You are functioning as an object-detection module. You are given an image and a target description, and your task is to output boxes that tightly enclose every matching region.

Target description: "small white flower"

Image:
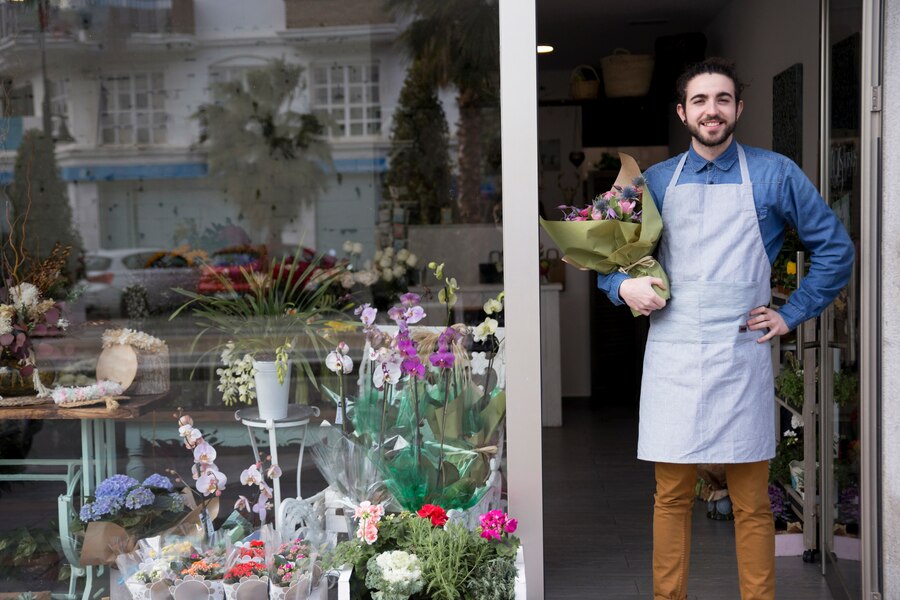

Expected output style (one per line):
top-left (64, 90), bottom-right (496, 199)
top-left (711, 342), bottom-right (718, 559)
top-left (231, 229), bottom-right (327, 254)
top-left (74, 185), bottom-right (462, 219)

top-left (483, 298), bottom-right (503, 315)
top-left (396, 248), bottom-right (410, 262)
top-left (473, 318), bottom-right (498, 343)
top-left (382, 269), bottom-right (394, 282)
top-left (342, 240), bottom-right (354, 253)
top-left (9, 283), bottom-right (40, 310)
top-left (392, 264), bottom-right (406, 278)
top-left (470, 351), bottom-right (489, 375)
top-left (783, 429), bottom-right (797, 438)
top-left (791, 414), bottom-right (803, 429)
top-left (406, 253), bottom-right (418, 268)
top-left (352, 242), bottom-right (364, 255)
top-left (56, 317), bottom-right (70, 330)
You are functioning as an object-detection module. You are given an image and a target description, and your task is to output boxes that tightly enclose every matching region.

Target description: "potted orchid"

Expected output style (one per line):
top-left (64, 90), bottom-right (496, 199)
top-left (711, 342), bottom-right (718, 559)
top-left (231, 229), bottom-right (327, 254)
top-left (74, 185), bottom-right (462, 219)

top-left (172, 247), bottom-right (344, 420)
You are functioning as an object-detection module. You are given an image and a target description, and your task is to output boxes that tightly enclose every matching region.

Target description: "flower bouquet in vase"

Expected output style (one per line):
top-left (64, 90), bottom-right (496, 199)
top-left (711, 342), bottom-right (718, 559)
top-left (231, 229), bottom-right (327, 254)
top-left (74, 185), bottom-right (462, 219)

top-left (222, 540), bottom-right (268, 600)
top-left (320, 272), bottom-right (507, 514)
top-left (540, 153), bottom-right (670, 316)
top-left (268, 537), bottom-right (326, 600)
top-left (172, 248), bottom-right (344, 420)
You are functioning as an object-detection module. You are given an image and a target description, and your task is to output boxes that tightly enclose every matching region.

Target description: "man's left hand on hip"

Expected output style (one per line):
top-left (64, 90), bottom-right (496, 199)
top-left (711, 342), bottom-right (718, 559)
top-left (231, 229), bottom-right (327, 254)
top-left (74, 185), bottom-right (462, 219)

top-left (747, 306), bottom-right (789, 343)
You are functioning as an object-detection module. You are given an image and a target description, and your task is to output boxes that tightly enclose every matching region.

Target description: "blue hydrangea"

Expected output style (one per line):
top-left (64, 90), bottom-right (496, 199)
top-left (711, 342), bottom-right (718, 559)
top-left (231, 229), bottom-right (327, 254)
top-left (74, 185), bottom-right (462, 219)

top-left (142, 473), bottom-right (174, 491)
top-left (79, 502), bottom-right (95, 522)
top-left (124, 486), bottom-right (155, 510)
top-left (91, 495), bottom-right (124, 519)
top-left (166, 492), bottom-right (185, 512)
top-left (95, 474), bottom-right (139, 501)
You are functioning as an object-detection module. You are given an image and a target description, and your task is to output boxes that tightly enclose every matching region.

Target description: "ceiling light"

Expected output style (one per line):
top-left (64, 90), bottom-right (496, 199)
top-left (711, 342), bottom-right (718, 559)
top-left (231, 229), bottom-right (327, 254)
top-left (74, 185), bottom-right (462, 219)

top-left (537, 45), bottom-right (554, 54)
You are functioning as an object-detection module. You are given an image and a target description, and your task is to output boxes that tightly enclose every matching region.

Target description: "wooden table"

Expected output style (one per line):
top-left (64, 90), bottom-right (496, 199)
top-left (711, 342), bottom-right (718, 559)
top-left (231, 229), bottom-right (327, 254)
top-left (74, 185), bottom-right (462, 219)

top-left (0, 392), bottom-right (171, 600)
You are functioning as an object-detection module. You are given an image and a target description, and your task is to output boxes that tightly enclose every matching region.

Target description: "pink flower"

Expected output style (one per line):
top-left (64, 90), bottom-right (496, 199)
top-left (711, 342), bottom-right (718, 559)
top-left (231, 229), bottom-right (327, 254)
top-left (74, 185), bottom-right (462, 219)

top-left (193, 442), bottom-right (217, 466)
top-left (359, 520), bottom-right (379, 545)
top-left (619, 200), bottom-right (636, 214)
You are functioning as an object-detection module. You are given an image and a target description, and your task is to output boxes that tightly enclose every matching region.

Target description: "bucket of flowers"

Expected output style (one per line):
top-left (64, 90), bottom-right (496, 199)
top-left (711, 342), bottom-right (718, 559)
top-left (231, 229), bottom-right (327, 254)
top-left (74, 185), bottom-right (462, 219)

top-left (222, 540), bottom-right (268, 600)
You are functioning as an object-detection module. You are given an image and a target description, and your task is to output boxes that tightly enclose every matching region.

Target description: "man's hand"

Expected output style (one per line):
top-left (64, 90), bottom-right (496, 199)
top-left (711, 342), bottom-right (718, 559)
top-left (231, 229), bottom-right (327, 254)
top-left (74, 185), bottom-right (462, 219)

top-left (619, 277), bottom-right (667, 316)
top-left (748, 306), bottom-right (789, 343)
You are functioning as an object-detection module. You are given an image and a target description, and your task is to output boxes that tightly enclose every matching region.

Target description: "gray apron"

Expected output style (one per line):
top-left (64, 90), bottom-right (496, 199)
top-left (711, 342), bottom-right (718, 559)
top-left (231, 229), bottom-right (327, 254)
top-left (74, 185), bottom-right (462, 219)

top-left (637, 144), bottom-right (775, 464)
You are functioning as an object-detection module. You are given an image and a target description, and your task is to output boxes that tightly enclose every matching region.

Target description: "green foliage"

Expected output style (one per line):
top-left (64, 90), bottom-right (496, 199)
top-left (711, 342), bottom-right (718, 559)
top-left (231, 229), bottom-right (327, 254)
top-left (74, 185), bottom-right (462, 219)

top-left (465, 557), bottom-right (517, 600)
top-left (171, 248), bottom-right (345, 388)
top-left (6, 129), bottom-right (83, 289)
top-left (769, 434), bottom-right (803, 486)
top-left (193, 60), bottom-right (332, 245)
top-left (0, 522), bottom-right (64, 581)
top-left (775, 353), bottom-right (805, 409)
top-left (833, 369), bottom-right (859, 408)
top-left (383, 60), bottom-right (452, 225)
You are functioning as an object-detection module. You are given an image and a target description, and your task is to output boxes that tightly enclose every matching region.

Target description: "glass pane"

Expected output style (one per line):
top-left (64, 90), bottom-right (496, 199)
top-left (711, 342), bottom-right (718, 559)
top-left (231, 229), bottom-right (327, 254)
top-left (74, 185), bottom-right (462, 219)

top-left (0, 3), bottom-right (503, 596)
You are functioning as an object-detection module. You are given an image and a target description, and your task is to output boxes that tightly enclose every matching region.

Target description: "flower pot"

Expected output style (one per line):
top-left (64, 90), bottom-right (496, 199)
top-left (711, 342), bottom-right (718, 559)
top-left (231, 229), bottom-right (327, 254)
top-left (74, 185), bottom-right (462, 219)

top-left (223, 576), bottom-right (268, 600)
top-left (253, 360), bottom-right (291, 420)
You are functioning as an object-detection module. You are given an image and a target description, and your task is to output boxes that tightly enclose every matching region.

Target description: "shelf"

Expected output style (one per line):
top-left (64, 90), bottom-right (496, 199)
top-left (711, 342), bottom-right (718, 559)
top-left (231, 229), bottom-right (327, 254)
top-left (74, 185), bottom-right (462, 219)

top-left (775, 396), bottom-right (802, 419)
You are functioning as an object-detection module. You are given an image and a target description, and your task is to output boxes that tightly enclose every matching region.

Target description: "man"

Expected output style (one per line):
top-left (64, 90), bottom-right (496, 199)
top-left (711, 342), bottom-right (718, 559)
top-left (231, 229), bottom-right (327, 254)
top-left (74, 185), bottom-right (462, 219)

top-left (597, 58), bottom-right (854, 600)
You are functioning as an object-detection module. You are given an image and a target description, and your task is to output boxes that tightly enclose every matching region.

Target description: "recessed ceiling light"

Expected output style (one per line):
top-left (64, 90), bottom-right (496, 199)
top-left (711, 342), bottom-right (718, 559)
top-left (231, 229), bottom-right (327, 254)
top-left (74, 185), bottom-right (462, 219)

top-left (537, 45), bottom-right (554, 54)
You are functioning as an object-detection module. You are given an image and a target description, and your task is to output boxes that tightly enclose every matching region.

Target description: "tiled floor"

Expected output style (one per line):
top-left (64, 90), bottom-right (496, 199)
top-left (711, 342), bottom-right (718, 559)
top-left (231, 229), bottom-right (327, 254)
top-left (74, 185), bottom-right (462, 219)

top-left (542, 398), bottom-right (834, 599)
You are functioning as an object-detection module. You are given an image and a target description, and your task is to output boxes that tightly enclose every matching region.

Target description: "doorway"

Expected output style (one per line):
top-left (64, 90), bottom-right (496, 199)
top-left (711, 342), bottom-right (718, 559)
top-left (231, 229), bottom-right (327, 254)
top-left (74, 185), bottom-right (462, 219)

top-left (535, 0), bottom-right (879, 598)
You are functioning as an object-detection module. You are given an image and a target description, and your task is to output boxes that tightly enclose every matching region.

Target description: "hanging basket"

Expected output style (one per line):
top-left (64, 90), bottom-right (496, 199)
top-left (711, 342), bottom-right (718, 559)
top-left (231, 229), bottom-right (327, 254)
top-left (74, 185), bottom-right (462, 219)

top-left (569, 64), bottom-right (600, 100)
top-left (600, 49), bottom-right (654, 98)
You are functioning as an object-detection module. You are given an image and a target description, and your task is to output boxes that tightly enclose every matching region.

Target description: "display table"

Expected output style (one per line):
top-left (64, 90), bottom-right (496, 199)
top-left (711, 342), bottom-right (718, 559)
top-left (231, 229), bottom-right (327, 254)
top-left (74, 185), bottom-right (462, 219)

top-left (0, 392), bottom-right (172, 600)
top-left (234, 404), bottom-right (320, 531)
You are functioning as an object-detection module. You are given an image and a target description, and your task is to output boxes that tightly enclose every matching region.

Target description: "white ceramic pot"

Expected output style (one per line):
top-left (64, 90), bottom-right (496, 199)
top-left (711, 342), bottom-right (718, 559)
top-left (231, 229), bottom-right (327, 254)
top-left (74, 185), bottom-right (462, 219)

top-left (253, 360), bottom-right (291, 420)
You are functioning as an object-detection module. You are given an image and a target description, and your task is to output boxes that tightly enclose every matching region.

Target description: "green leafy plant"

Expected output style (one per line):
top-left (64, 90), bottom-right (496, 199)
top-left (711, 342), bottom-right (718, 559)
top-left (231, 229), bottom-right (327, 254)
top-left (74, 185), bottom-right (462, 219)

top-left (833, 369), bottom-right (859, 408)
top-left (0, 522), bottom-right (68, 583)
top-left (775, 353), bottom-right (805, 409)
top-left (172, 248), bottom-right (344, 393)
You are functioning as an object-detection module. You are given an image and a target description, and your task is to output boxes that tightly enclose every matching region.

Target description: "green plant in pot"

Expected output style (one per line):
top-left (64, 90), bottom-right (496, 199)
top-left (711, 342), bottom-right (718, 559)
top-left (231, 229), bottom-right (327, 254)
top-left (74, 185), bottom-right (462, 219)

top-left (172, 249), bottom-right (345, 419)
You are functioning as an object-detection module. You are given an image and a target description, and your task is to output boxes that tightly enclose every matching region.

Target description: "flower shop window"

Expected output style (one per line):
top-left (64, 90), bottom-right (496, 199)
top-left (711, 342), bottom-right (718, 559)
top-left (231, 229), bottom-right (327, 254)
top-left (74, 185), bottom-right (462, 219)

top-left (310, 62), bottom-right (382, 138)
top-left (99, 73), bottom-right (167, 145)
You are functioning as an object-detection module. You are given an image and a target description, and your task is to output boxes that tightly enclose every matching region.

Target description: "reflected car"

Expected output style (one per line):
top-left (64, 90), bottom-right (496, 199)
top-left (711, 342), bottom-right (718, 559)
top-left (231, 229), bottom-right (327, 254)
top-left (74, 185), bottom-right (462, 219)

top-left (196, 245), bottom-right (339, 296)
top-left (83, 248), bottom-right (201, 318)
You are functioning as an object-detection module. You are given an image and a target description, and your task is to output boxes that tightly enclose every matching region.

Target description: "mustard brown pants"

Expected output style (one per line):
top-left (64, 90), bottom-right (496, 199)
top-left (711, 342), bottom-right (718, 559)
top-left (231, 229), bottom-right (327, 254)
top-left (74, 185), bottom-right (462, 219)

top-left (653, 461), bottom-right (775, 600)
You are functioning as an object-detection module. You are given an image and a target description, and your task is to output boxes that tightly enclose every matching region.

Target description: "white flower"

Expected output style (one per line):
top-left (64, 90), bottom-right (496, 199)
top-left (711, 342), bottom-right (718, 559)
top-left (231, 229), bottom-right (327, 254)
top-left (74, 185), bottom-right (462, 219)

top-left (473, 318), bottom-right (498, 342)
top-left (383, 246), bottom-right (394, 257)
top-left (342, 240), bottom-right (354, 253)
top-left (374, 250), bottom-right (383, 262)
top-left (783, 429), bottom-right (797, 438)
top-left (352, 242), bottom-right (364, 255)
top-left (326, 349), bottom-right (354, 374)
top-left (56, 317), bottom-right (70, 330)
top-left (483, 298), bottom-right (503, 315)
top-left (196, 467), bottom-right (227, 496)
top-left (406, 253), bottom-right (418, 268)
top-left (391, 265), bottom-right (406, 278)
top-left (240, 464), bottom-right (262, 486)
top-left (340, 272), bottom-right (356, 289)
top-left (379, 257), bottom-right (392, 269)
top-left (193, 442), bottom-right (217, 465)
top-left (0, 312), bottom-right (12, 337)
top-left (382, 269), bottom-right (394, 282)
top-left (791, 414), bottom-right (803, 429)
top-left (355, 270), bottom-right (379, 286)
top-left (9, 283), bottom-right (40, 310)
top-left (396, 248), bottom-right (410, 262)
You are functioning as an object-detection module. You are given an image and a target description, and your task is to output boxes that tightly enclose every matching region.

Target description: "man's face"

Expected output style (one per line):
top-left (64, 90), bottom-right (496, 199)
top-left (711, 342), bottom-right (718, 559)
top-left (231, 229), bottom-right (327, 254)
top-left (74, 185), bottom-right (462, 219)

top-left (676, 73), bottom-right (743, 150)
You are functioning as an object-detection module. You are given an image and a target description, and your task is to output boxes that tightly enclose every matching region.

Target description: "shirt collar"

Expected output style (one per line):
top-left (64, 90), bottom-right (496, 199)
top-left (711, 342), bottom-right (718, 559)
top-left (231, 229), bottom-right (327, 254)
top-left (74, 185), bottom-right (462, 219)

top-left (686, 139), bottom-right (738, 173)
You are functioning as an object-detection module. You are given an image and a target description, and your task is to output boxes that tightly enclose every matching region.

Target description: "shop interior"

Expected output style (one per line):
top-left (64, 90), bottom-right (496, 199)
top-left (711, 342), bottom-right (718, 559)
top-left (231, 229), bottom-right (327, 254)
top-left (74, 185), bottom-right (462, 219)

top-left (536, 0), bottom-right (864, 598)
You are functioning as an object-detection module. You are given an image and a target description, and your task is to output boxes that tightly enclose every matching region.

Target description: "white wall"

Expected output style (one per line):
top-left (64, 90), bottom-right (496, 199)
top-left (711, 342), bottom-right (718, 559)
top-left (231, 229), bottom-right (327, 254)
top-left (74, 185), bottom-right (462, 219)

top-left (193, 0), bottom-right (285, 39)
top-left (881, 1), bottom-right (900, 594)
top-left (704, 0), bottom-right (820, 179)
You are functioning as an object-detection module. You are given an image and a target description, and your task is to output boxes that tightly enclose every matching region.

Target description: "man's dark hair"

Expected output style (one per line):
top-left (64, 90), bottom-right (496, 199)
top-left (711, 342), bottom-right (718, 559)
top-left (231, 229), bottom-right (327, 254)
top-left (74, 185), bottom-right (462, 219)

top-left (675, 57), bottom-right (744, 106)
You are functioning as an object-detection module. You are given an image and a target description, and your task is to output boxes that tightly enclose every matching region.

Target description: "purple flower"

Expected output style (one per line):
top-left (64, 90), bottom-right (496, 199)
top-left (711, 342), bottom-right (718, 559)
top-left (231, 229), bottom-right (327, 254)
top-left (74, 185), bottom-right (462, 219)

top-left (79, 503), bottom-right (95, 522)
top-left (355, 303), bottom-right (377, 326)
top-left (620, 185), bottom-right (639, 200)
top-left (95, 474), bottom-right (139, 501)
top-left (124, 486), bottom-right (156, 510)
top-left (142, 473), bottom-right (174, 491)
top-left (429, 350), bottom-right (455, 369)
top-left (403, 357), bottom-right (426, 379)
top-left (400, 292), bottom-right (421, 307)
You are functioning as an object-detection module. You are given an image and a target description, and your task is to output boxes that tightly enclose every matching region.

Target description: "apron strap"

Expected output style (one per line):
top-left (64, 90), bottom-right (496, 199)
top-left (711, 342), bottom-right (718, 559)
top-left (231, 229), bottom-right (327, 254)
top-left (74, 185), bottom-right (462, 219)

top-left (736, 143), bottom-right (751, 184)
top-left (668, 152), bottom-right (690, 189)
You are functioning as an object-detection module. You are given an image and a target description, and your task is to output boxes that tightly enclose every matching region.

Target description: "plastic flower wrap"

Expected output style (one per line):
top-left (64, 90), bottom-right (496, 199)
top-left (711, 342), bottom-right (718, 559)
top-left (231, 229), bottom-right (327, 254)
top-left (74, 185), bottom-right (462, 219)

top-left (540, 153), bottom-right (670, 316)
top-left (308, 424), bottom-right (395, 508)
top-left (222, 539), bottom-right (268, 600)
top-left (268, 532), bottom-right (326, 599)
top-left (318, 285), bottom-right (506, 512)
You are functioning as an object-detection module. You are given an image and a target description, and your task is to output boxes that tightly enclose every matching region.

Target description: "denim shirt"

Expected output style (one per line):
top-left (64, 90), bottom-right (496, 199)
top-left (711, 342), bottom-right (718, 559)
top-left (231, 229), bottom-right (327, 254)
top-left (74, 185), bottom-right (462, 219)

top-left (596, 140), bottom-right (855, 331)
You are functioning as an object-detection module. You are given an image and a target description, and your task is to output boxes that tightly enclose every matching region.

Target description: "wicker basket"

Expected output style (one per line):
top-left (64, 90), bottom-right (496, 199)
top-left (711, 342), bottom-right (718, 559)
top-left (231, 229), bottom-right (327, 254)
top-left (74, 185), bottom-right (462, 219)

top-left (600, 49), bottom-right (654, 98)
top-left (569, 65), bottom-right (600, 100)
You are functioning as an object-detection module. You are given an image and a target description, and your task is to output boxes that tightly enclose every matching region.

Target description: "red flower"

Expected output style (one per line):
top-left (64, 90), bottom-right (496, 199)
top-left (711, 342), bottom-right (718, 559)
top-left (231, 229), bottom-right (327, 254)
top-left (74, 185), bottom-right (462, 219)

top-left (417, 504), bottom-right (448, 527)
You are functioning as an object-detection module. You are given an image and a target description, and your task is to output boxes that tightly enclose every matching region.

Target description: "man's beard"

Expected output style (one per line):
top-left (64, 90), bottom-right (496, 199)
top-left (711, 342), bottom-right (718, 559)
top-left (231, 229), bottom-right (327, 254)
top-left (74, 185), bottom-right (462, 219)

top-left (684, 118), bottom-right (737, 148)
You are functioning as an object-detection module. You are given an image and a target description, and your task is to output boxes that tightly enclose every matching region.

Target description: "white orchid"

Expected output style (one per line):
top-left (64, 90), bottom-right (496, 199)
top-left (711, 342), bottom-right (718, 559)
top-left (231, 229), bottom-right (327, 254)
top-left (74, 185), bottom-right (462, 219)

top-left (196, 467), bottom-right (227, 496)
top-left (326, 343), bottom-right (354, 374)
top-left (240, 464), bottom-right (263, 486)
top-left (193, 442), bottom-right (217, 466)
top-left (473, 318), bottom-right (499, 343)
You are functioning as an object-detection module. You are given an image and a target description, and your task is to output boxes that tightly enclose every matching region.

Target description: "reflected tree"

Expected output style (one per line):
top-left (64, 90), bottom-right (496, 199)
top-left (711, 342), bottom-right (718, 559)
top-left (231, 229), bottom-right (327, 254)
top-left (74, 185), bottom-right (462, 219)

top-left (383, 59), bottom-right (452, 225)
top-left (194, 60), bottom-right (333, 247)
top-left (386, 0), bottom-right (500, 224)
top-left (5, 130), bottom-right (83, 289)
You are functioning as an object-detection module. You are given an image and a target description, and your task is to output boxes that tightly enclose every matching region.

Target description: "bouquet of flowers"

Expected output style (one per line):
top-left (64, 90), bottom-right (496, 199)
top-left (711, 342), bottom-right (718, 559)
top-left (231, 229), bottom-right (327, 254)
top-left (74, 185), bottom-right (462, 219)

top-left (269, 537), bottom-right (325, 599)
top-left (540, 153), bottom-right (670, 316)
top-left (324, 503), bottom-right (520, 600)
top-left (223, 540), bottom-right (268, 600)
top-left (78, 473), bottom-right (197, 566)
top-left (0, 243), bottom-right (73, 397)
top-left (318, 273), bottom-right (506, 512)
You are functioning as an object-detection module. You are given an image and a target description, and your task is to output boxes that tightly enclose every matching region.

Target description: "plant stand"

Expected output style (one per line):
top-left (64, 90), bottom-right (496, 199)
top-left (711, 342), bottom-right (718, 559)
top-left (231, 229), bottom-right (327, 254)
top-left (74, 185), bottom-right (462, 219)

top-left (234, 404), bottom-right (319, 531)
